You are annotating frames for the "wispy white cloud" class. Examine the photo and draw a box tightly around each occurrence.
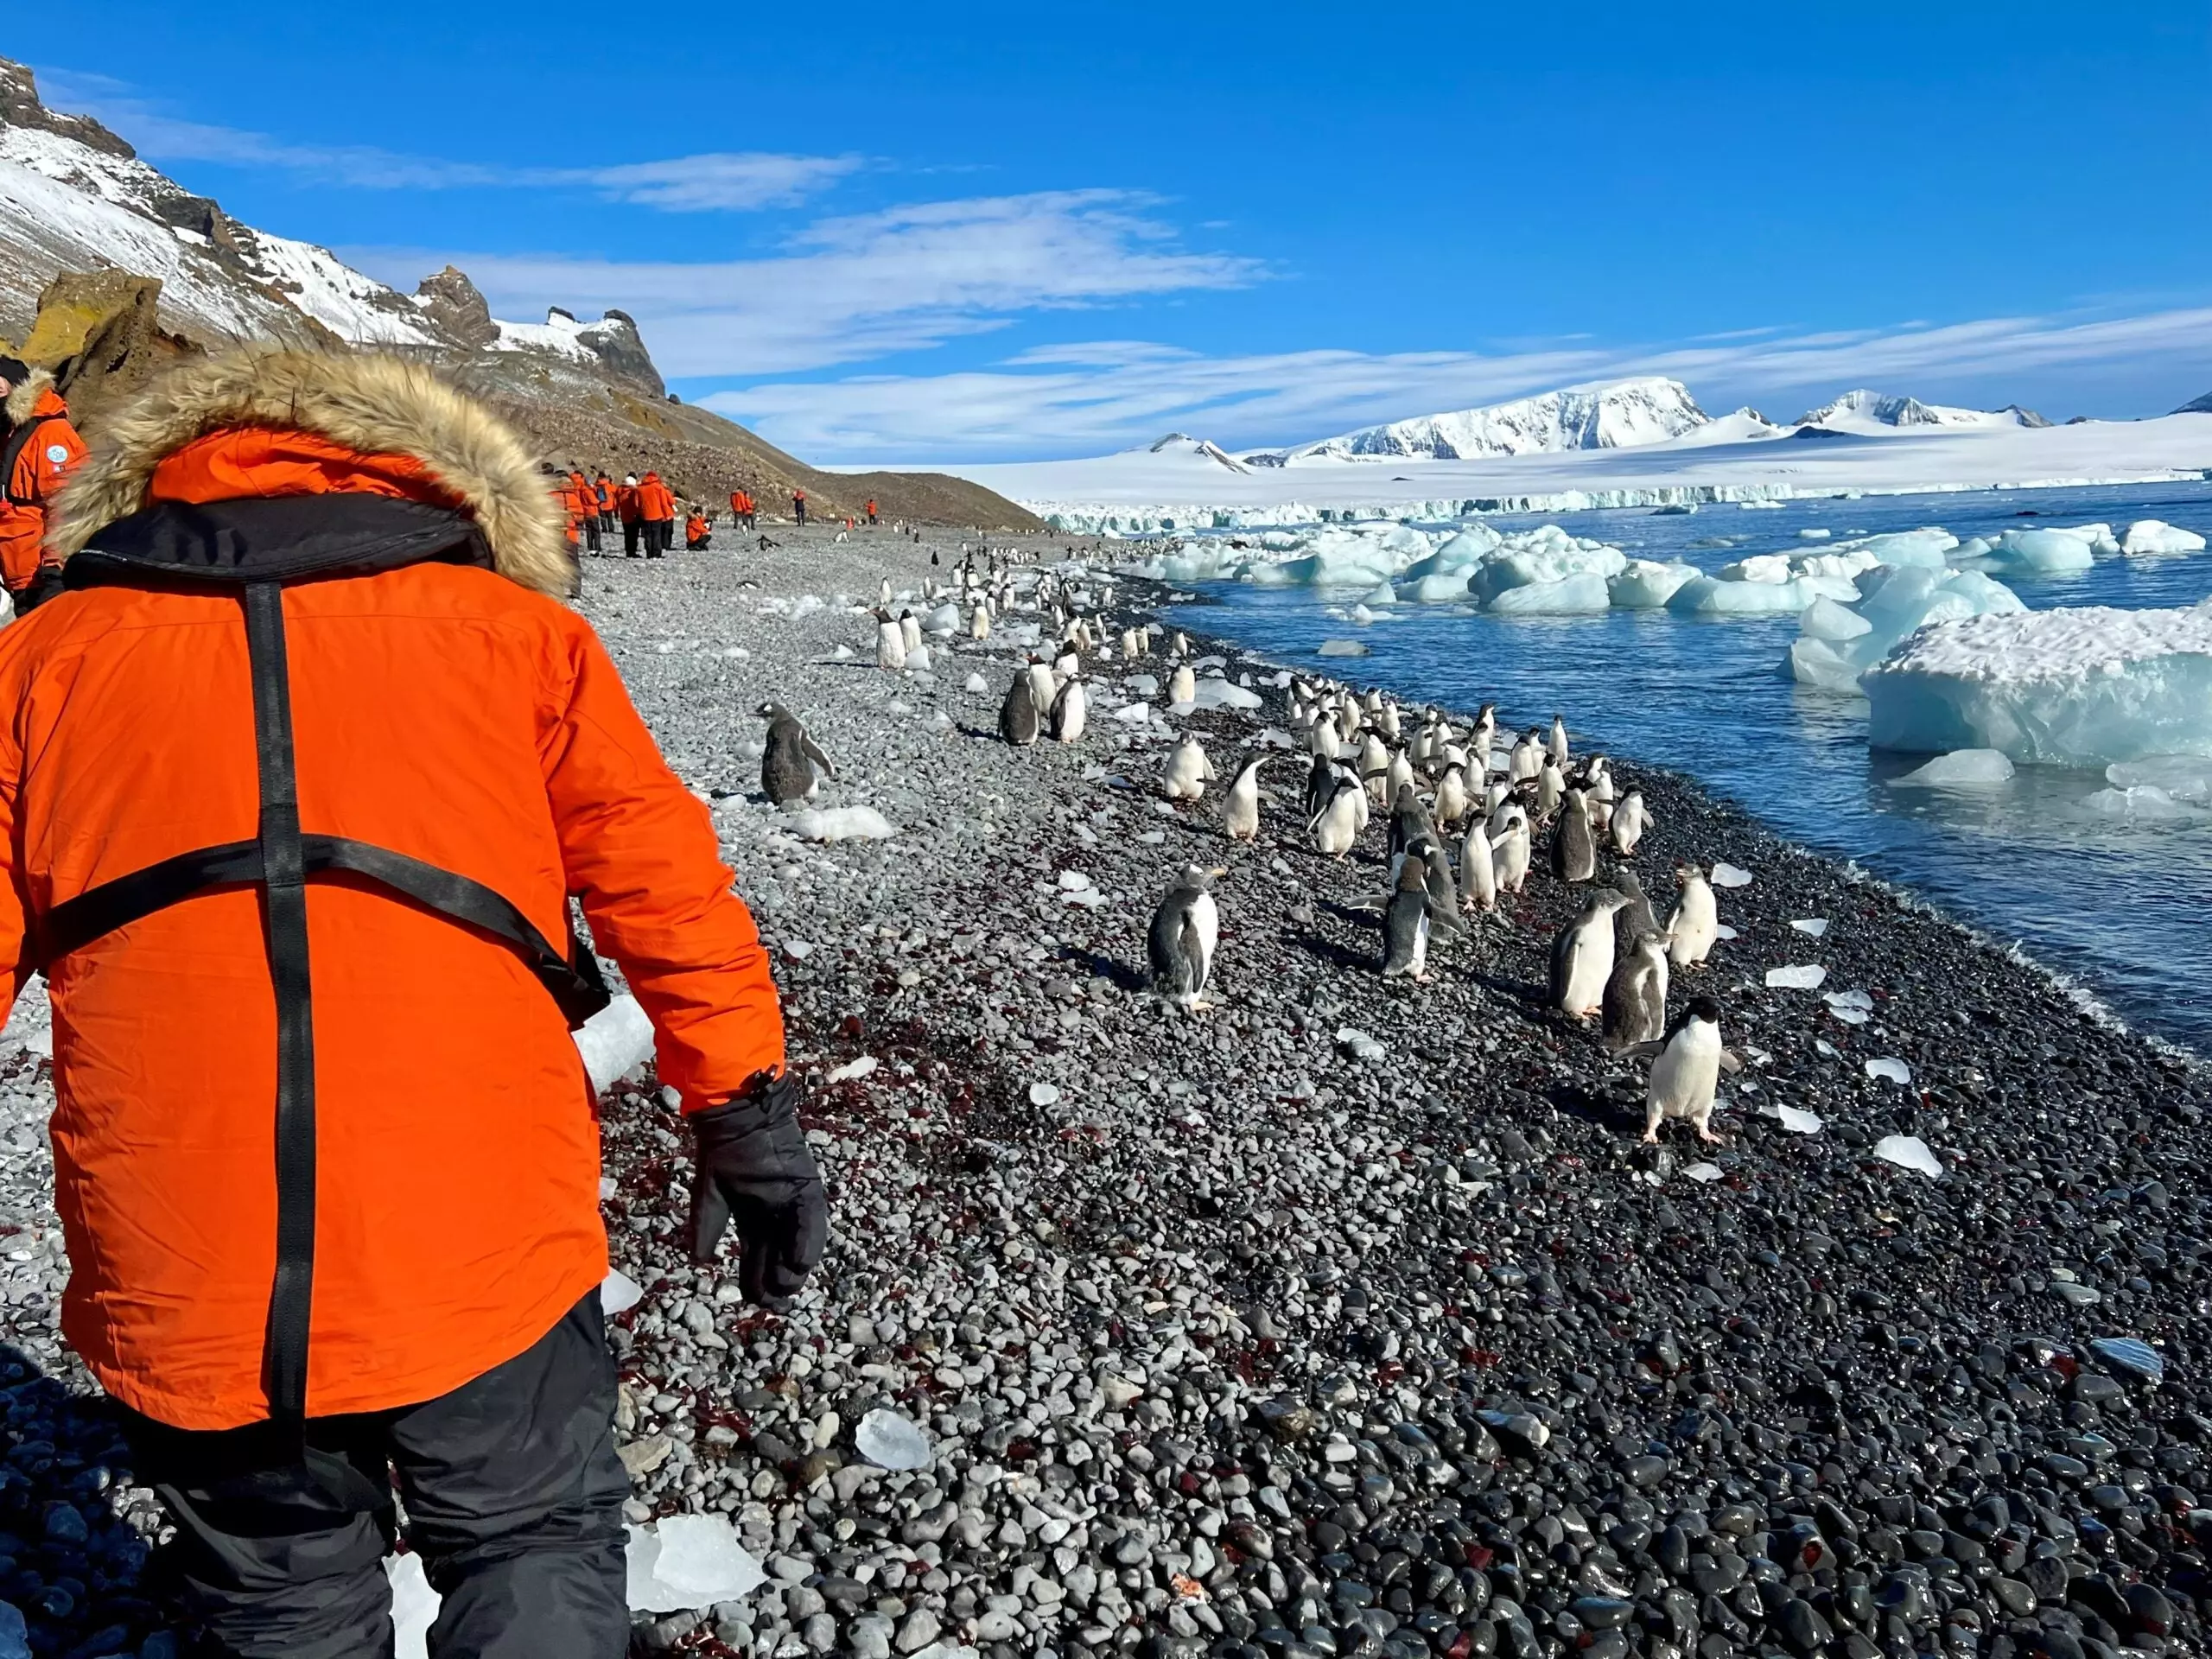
[349,190,1268,375]
[35,67,858,210]
[706,304,2212,461]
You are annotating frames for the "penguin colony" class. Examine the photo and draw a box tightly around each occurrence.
[829,544,1750,1149]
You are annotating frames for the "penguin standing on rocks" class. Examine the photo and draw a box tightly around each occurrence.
[1629,997,1740,1144]
[874,609,907,671]
[1387,782,1435,861]
[1048,674,1087,743]
[1548,714,1570,766]
[1311,774,1364,858]
[1303,753,1338,823]
[1381,854,1439,983]
[1168,664,1197,706]
[1551,790,1597,883]
[1666,862,1719,967]
[757,702,836,804]
[1459,813,1497,912]
[1224,757,1268,842]
[1611,791,1649,856]
[1433,763,1469,830]
[1147,864,1224,1013]
[1491,803,1531,895]
[999,671,1041,746]
[1163,734,1217,801]
[899,610,923,656]
[1602,931,1672,1052]
[1612,868,1662,949]
[1550,888,1631,1019]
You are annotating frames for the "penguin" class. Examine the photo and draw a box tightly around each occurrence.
[1026,655,1058,714]
[1311,775,1363,858]
[1612,868,1662,950]
[1548,714,1570,766]
[1171,632,1190,659]
[1358,733,1391,804]
[1386,782,1434,861]
[999,671,1040,747]
[879,577,894,607]
[1550,888,1631,1019]
[1630,997,1741,1144]
[1303,752,1338,823]
[1601,931,1671,1053]
[1610,791,1649,856]
[1665,862,1719,968]
[1416,836,1461,921]
[1163,734,1217,801]
[1223,757,1268,842]
[899,610,922,655]
[1509,733,1541,783]
[1048,674,1087,743]
[1307,721,1340,761]
[1147,865,1224,1012]
[1433,763,1469,830]
[757,702,836,804]
[1168,664,1197,706]
[1383,749,1415,810]
[1380,854,1437,983]
[874,611,907,671]
[1491,804,1531,895]
[1459,812,1497,912]
[1536,758,1565,817]
[1550,789,1597,883]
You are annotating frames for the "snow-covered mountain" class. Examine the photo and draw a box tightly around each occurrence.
[1793,389,2050,432]
[1142,433,1250,473]
[1244,376,1713,466]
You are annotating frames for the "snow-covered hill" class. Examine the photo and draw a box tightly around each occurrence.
[1794,388,2050,433]
[1246,376,1711,465]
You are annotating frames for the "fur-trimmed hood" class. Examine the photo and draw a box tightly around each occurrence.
[4,367,54,429]
[46,350,571,597]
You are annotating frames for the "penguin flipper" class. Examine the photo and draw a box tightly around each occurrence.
[801,734,837,778]
[1618,1040,1666,1061]
[1718,1048,1745,1074]
[1426,905,1469,937]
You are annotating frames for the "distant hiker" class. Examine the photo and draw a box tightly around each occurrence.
[0,356,87,614]
[593,469,614,531]
[637,469,676,557]
[791,487,807,526]
[566,467,602,555]
[685,507,711,550]
[865,497,878,526]
[0,347,821,1655]
[729,486,757,531]
[617,471,643,556]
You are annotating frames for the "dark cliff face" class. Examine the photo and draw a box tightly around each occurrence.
[414,265,500,350]
[579,309,665,398]
[0,58,137,160]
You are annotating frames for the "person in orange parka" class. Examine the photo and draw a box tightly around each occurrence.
[791,486,806,526]
[593,469,614,532]
[685,506,711,550]
[0,358,89,614]
[864,497,878,526]
[635,468,676,558]
[1,350,823,1653]
[615,473,642,556]
[566,466,602,555]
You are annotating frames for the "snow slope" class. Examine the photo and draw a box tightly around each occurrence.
[1795,389,2050,434]
[1245,377,1711,466]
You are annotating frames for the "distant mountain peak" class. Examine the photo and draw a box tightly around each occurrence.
[1792,389,2048,431]
[1142,433,1249,473]
[1248,377,1712,466]
[2175,391,2212,416]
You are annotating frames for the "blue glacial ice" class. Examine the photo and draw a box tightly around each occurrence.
[1785,566,2027,693]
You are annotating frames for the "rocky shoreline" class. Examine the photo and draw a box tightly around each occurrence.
[0,524,2207,1659]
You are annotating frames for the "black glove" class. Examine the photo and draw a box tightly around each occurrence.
[686,1071,826,1309]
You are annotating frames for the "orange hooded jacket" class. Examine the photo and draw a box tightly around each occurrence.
[2,373,89,591]
[0,351,785,1430]
[636,473,676,522]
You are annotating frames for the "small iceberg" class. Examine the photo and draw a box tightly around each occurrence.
[1891,749,2015,788]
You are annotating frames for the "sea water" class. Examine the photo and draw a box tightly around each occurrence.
[1167,479,2212,1052]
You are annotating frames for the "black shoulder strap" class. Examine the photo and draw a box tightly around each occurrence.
[1,415,59,507]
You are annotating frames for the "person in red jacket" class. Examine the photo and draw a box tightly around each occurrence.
[616,473,642,556]
[864,497,878,526]
[738,488,757,530]
[594,470,614,532]
[685,507,711,550]
[636,470,676,558]
[0,358,89,614]
[791,487,806,526]
[567,467,602,555]
[8,349,823,1653]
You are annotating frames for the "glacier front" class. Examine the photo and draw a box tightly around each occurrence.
[1864,601,2212,766]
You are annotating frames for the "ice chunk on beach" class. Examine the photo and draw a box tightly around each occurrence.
[1891,748,2015,787]
[923,602,961,635]
[1865,603,2212,766]
[575,995,654,1094]
[1765,1104,1824,1134]
[1190,676,1263,711]
[856,1408,933,1470]
[1766,964,1827,989]
[626,1516,767,1613]
[601,1268,644,1315]
[1866,1057,1912,1086]
[1875,1135,1942,1177]
[788,806,899,842]
[1607,560,1700,608]
[1709,862,1752,887]
[1487,571,1611,614]
[1790,918,1828,937]
[2120,519,2206,557]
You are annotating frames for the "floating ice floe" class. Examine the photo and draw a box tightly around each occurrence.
[1709,862,1753,888]
[626,1516,767,1613]
[2120,519,2206,557]
[2107,754,2212,803]
[1607,560,1700,608]
[1891,748,2015,788]
[1974,527,2097,576]
[856,1408,933,1471]
[1874,1135,1943,1177]
[1864,602,2212,767]
[1787,566,2025,693]
[1317,639,1370,658]
[2079,785,2206,823]
[824,1056,879,1084]
[574,995,654,1094]
[788,806,899,842]
[1766,964,1828,989]
[1865,1057,1912,1086]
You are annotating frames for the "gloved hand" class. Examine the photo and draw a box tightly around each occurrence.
[686,1071,827,1309]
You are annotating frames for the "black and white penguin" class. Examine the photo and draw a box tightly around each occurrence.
[1610,790,1649,855]
[1303,752,1338,823]
[1147,864,1224,1011]
[1630,996,1740,1144]
[1549,888,1630,1018]
[1601,931,1671,1053]
[999,670,1040,747]
[1162,734,1217,801]
[1381,853,1437,982]
[1459,813,1497,912]
[1665,862,1718,967]
[1612,868,1662,950]
[1386,782,1435,861]
[1047,674,1087,742]
[1224,757,1268,842]
[757,702,836,804]
[1550,789,1597,883]
[1311,774,1363,858]
[1491,803,1531,894]
[1548,713,1570,766]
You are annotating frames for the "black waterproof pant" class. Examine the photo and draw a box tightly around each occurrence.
[644,518,672,557]
[582,517,602,555]
[621,519,641,556]
[119,1292,629,1659]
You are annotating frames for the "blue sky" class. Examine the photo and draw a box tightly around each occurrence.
[15,5,2212,461]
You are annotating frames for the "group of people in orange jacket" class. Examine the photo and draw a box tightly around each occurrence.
[0,350,823,1654]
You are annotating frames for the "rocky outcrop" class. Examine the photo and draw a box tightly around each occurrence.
[413,264,499,349]
[0,59,135,161]
[27,269,202,426]
[575,309,663,397]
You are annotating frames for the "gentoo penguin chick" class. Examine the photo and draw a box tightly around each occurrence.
[1491,804,1531,895]
[1459,812,1497,912]
[1162,734,1217,801]
[874,610,907,671]
[1148,864,1225,1012]
[1168,664,1197,706]
[1601,931,1672,1052]
[1665,861,1719,967]
[1311,775,1363,858]
[999,671,1041,747]
[1381,854,1438,983]
[1549,888,1630,1019]
[1223,756,1268,842]
[1047,674,1087,743]
[1550,789,1597,883]
[757,702,836,804]
[1611,791,1649,856]
[1548,714,1570,765]
[899,610,922,654]
[1632,996,1741,1144]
